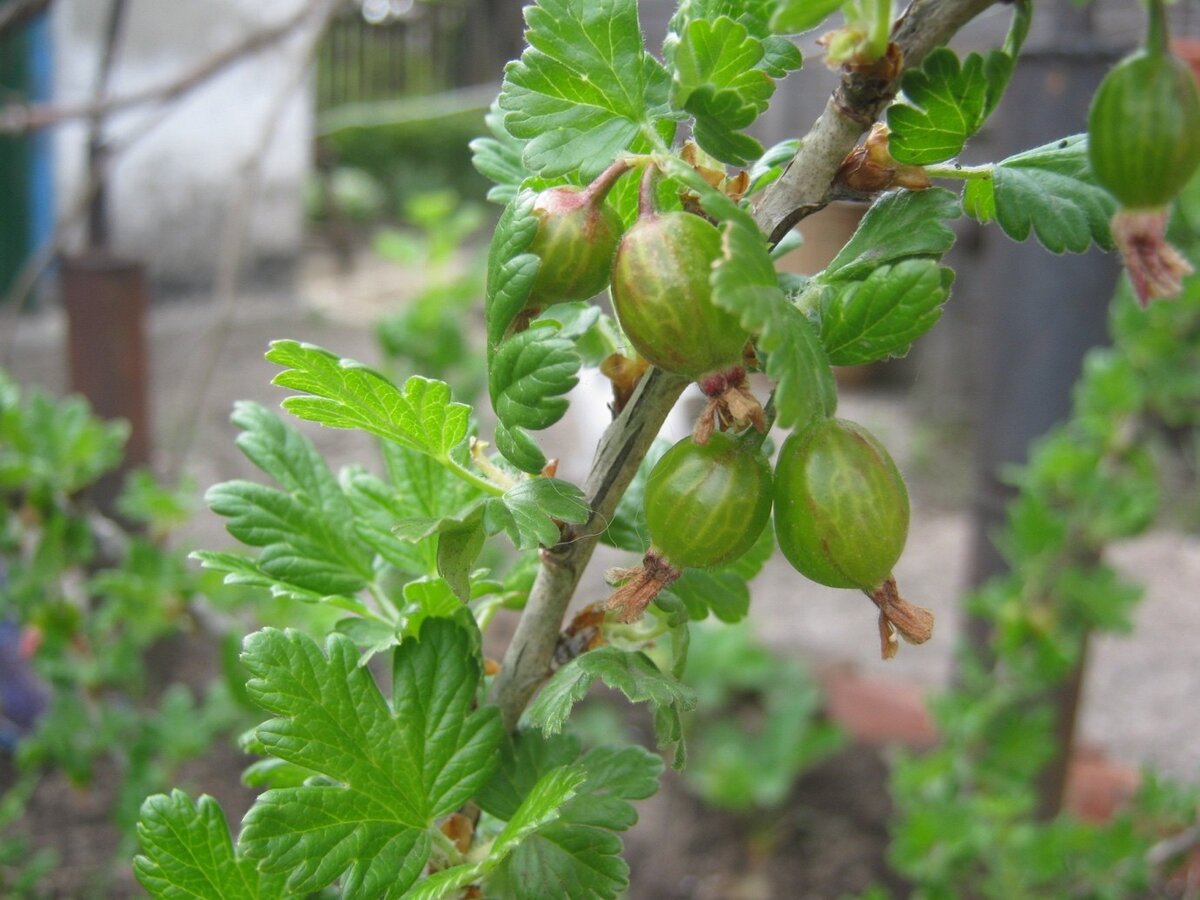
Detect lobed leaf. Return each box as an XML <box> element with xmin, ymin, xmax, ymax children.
<box><xmin>267</xmin><ymin>340</ymin><xmax>470</xmax><ymax>460</ymax></box>
<box><xmin>237</xmin><ymin>619</ymin><xmax>503</xmax><ymax>899</ymax></box>
<box><xmin>964</xmin><ymin>135</ymin><xmax>1116</xmax><ymax>253</ymax></box>
<box><xmin>706</xmin><ymin>193</ymin><xmax>837</xmax><ymax>430</ymax></box>
<box><xmin>478</xmin><ymin>732</ymin><xmax>662</xmax><ymax>899</ymax></box>
<box><xmin>669</xmin><ymin>16</ymin><xmax>773</xmax><ymax>165</ymax></box>
<box><xmin>818</xmin><ymin>259</ymin><xmax>954</xmax><ymax>365</ymax></box>
<box><xmin>469</xmin><ymin>105</ymin><xmax>531</xmax><ymax>205</ymax></box>
<box><xmin>663</xmin><ymin>568</ymin><xmax>750</xmax><ymax>623</ymax></box>
<box><xmin>486</xmin><ymin>191</ymin><xmax>540</xmax><ymax>349</ymax></box>
<box><xmin>134</xmin><ymin>791</ymin><xmax>285</xmax><ymax>900</ymax></box>
<box><xmin>887</xmin><ymin>49</ymin><xmax>991</xmax><ymax>165</ymax></box>
<box><xmin>499</xmin><ymin>0</ymin><xmax>672</xmax><ymax>179</ymax></box>
<box><xmin>770</xmin><ymin>0</ymin><xmax>842</xmax><ymax>34</ymax></box>
<box><xmin>823</xmin><ymin>188</ymin><xmax>961</xmax><ymax>280</ymax></box>
<box><xmin>489</xmin><ymin>477</ymin><xmax>591</xmax><ymax>550</ymax></box>
<box><xmin>204</xmin><ymin>477</ymin><xmax>373</xmax><ymax>599</ymax></box>
<box><xmin>526</xmin><ymin>646</ymin><xmax>696</xmax><ymax>765</ymax></box>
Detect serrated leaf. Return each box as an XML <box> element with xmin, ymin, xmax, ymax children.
<box><xmin>669</xmin><ymin>17</ymin><xmax>772</xmax><ymax>166</ymax></box>
<box><xmin>201</xmin><ymin>404</ymin><xmax>376</xmax><ymax>602</ymax></box>
<box><xmin>491</xmin><ymin>764</ymin><xmax>586</xmax><ymax>861</ymax></box>
<box><xmin>499</xmin><ymin>0</ymin><xmax>671</xmax><ymax>179</ymax></box>
<box><xmin>823</xmin><ymin>188</ymin><xmax>960</xmax><ymax>280</ymax></box>
<box><xmin>770</xmin><ymin>0</ymin><xmax>842</xmax><ymax>33</ymax></box>
<box><xmin>335</xmin><ymin>616</ymin><xmax>402</xmax><ymax>660</ymax></box>
<box><xmin>664</xmin><ymin>568</ymin><xmax>750</xmax><ymax>623</ymax></box>
<box><xmin>705</xmin><ymin>193</ymin><xmax>837</xmax><ymax>430</ymax></box>
<box><xmin>267</xmin><ymin>341</ymin><xmax>470</xmax><ymax>460</ymax></box>
<box><xmin>486</xmin><ymin>191</ymin><xmax>540</xmax><ymax>348</ymax></box>
<box><xmin>490</xmin><ymin>477</ymin><xmax>590</xmax><ymax>550</ymax></box>
<box><xmin>478</xmin><ymin>732</ymin><xmax>662</xmax><ymax>900</ymax></box>
<box><xmin>494</xmin><ymin>421</ymin><xmax>548</xmax><ymax>475</ymax></box>
<box><xmin>205</xmin><ymin>479</ymin><xmax>373</xmax><ymax>599</ymax></box>
<box><xmin>483</xmin><ymin>193</ymin><xmax>581</xmax><ymax>473</ymax></box>
<box><xmin>818</xmin><ymin>260</ymin><xmax>953</xmax><ymax>365</ymax></box>
<box><xmin>888</xmin><ymin>49</ymin><xmax>990</xmax><ymax>165</ymax></box>
<box><xmin>237</xmin><ymin>620</ymin><xmax>503</xmax><ymax>899</ymax></box>
<box><xmin>489</xmin><ymin>326</ymin><xmax>581</xmax><ymax>432</ymax></box>
<box><xmin>470</xmin><ymin>105</ymin><xmax>530</xmax><ymax>205</ymax></box>
<box><xmin>436</xmin><ymin>514</ymin><xmax>487</xmax><ymax>601</ymax></box>
<box><xmin>971</xmin><ymin>135</ymin><xmax>1116</xmax><ymax>253</ymax></box>
<box><xmin>526</xmin><ymin>647</ymin><xmax>696</xmax><ymax>763</ymax></box>
<box><xmin>134</xmin><ymin>791</ymin><xmax>285</xmax><ymax>900</ymax></box>
<box><xmin>887</xmin><ymin>0</ymin><xmax>1034</xmax><ymax>169</ymax></box>
<box><xmin>343</xmin><ymin>469</ymin><xmax>433</xmax><ymax>576</ymax></box>
<box><xmin>487</xmin><ymin>328</ymin><xmax>580</xmax><ymax>475</ymax></box>
<box><xmin>398</xmin><ymin>578</ymin><xmax>469</xmax><ymax>643</ymax></box>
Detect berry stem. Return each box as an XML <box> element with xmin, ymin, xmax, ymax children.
<box><xmin>923</xmin><ymin>162</ymin><xmax>993</xmax><ymax>182</ymax></box>
<box><xmin>1145</xmin><ymin>0</ymin><xmax>1168</xmax><ymax>58</ymax></box>
<box><xmin>582</xmin><ymin>158</ymin><xmax>633</xmax><ymax>204</ymax></box>
<box><xmin>637</xmin><ymin>163</ymin><xmax>659</xmax><ymax>218</ymax></box>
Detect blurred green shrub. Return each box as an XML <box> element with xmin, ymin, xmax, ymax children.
<box><xmin>0</xmin><ymin>373</ymin><xmax>250</xmax><ymax>892</ymax></box>
<box><xmin>681</xmin><ymin>621</ymin><xmax>845</xmax><ymax>812</ymax></box>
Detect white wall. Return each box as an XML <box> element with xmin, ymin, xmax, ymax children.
<box><xmin>53</xmin><ymin>0</ymin><xmax>315</xmax><ymax>290</ymax></box>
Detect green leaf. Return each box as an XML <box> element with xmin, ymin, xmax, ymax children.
<box><xmin>490</xmin><ymin>477</ymin><xmax>591</xmax><ymax>550</ymax></box>
<box><xmin>478</xmin><ymin>732</ymin><xmax>662</xmax><ymax>900</ymax></box>
<box><xmin>204</xmin><ymin>475</ymin><xmax>373</xmax><ymax>599</ymax></box>
<box><xmin>499</xmin><ymin>0</ymin><xmax>671</xmax><ymax>179</ymax></box>
<box><xmin>966</xmin><ymin>135</ymin><xmax>1116</xmax><ymax>253</ymax></box>
<box><xmin>486</xmin><ymin>191</ymin><xmax>540</xmax><ymax>349</ymax></box>
<box><xmin>770</xmin><ymin>0</ymin><xmax>842</xmax><ymax>33</ymax></box>
<box><xmin>436</xmin><ymin>513</ymin><xmax>487</xmax><ymax>601</ymax></box>
<box><xmin>134</xmin><ymin>791</ymin><xmax>286</xmax><ymax>900</ymax></box>
<box><xmin>706</xmin><ymin>193</ymin><xmax>837</xmax><ymax>430</ymax></box>
<box><xmin>405</xmin><ymin>764</ymin><xmax>587</xmax><ymax>899</ymax></box>
<box><xmin>488</xmin><ymin>325</ymin><xmax>581</xmax><ymax>472</ymax></box>
<box><xmin>823</xmin><ymin>188</ymin><xmax>961</xmax><ymax>280</ymax></box>
<box><xmin>526</xmin><ymin>647</ymin><xmax>696</xmax><ymax>764</ymax></box>
<box><xmin>818</xmin><ymin>260</ymin><xmax>954</xmax><ymax>365</ymax></box>
<box><xmin>663</xmin><ymin>568</ymin><xmax>750</xmax><ymax>623</ymax></box>
<box><xmin>483</xmin><ymin>192</ymin><xmax>580</xmax><ymax>474</ymax></box>
<box><xmin>391</xmin><ymin>475</ymin><xmax>588</xmax><ymax>553</ymax></box>
<box><xmin>343</xmin><ymin>469</ymin><xmax>433</xmax><ymax>576</ymax></box>
<box><xmin>887</xmin><ymin>49</ymin><xmax>991</xmax><ymax>165</ymax></box>
<box><xmin>267</xmin><ymin>340</ymin><xmax>470</xmax><ymax>460</ymax></box>
<box><xmin>398</xmin><ymin>578</ymin><xmax>469</xmax><ymax>642</ymax></box>
<box><xmin>886</xmin><ymin>0</ymin><xmax>1034</xmax><ymax>168</ymax></box>
<box><xmin>669</xmin><ymin>17</ymin><xmax>773</xmax><ymax>166</ymax></box>
<box><xmin>470</xmin><ymin>104</ymin><xmax>530</xmax><ymax>204</ymax></box>
<box><xmin>237</xmin><ymin>619</ymin><xmax>503</xmax><ymax>899</ymax></box>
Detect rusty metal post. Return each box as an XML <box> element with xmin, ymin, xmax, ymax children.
<box><xmin>62</xmin><ymin>254</ymin><xmax>151</xmax><ymax>514</ymax></box>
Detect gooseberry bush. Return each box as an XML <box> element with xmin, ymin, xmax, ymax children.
<box><xmin>134</xmin><ymin>0</ymin><xmax>1200</xmax><ymax>897</ymax></box>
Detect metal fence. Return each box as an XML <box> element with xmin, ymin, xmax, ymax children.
<box><xmin>315</xmin><ymin>0</ymin><xmax>522</xmax><ymax>113</ymax></box>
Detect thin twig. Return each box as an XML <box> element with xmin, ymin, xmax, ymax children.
<box><xmin>85</xmin><ymin>0</ymin><xmax>130</xmax><ymax>251</ymax></box>
<box><xmin>493</xmin><ymin>368</ymin><xmax>688</xmax><ymax>731</ymax></box>
<box><xmin>0</xmin><ymin>0</ymin><xmax>330</xmax><ymax>134</ymax></box>
<box><xmin>753</xmin><ymin>0</ymin><xmax>1000</xmax><ymax>244</ymax></box>
<box><xmin>162</xmin><ymin>0</ymin><xmax>342</xmax><ymax>483</ymax></box>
